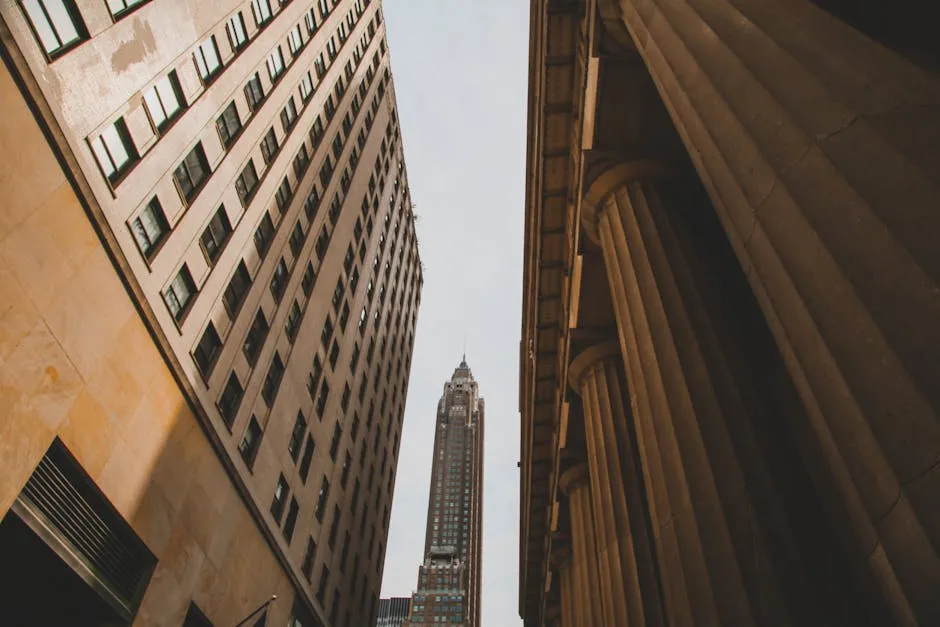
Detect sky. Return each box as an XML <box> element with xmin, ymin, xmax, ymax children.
<box><xmin>378</xmin><ymin>2</ymin><xmax>529</xmax><ymax>626</ymax></box>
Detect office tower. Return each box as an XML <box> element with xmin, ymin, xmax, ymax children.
<box><xmin>375</xmin><ymin>597</ymin><xmax>411</xmax><ymax>626</ymax></box>
<box><xmin>0</xmin><ymin>0</ymin><xmax>421</xmax><ymax>625</ymax></box>
<box><xmin>402</xmin><ymin>358</ymin><xmax>483</xmax><ymax>627</ymax></box>
<box><xmin>519</xmin><ymin>1</ymin><xmax>940</xmax><ymax>626</ymax></box>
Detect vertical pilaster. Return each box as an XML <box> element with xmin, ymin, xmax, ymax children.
<box><xmin>551</xmin><ymin>544</ymin><xmax>576</xmax><ymax>627</ymax></box>
<box><xmin>558</xmin><ymin>464</ymin><xmax>604</xmax><ymax>627</ymax></box>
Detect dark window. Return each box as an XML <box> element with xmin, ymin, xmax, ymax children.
<box><xmin>315</xmin><ymin>226</ymin><xmax>329</xmax><ymax>261</ymax></box>
<box><xmin>302</xmin><ymin>538</ymin><xmax>316</xmax><ymax>581</ymax></box>
<box><xmin>91</xmin><ymin>118</ymin><xmax>137</xmax><ymax>184</ymax></box>
<box><xmin>293</xmin><ymin>145</ymin><xmax>310</xmax><ymax>178</ymax></box>
<box><xmin>218</xmin><ymin>372</ymin><xmax>244</xmax><ymax>428</ymax></box>
<box><xmin>304</xmin><ymin>187</ymin><xmax>321</xmax><ymax>220</ymax></box>
<box><xmin>313</xmin><ymin>53</ymin><xmax>326</xmax><ymax>79</ymax></box>
<box><xmin>164</xmin><ymin>265</ymin><xmax>196</xmax><ymax>322</ymax></box>
<box><xmin>280</xmin><ymin>96</ymin><xmax>298</xmax><ymax>132</ymax></box>
<box><xmin>283</xmin><ymin>497</ymin><xmax>299</xmax><ymax>542</ymax></box>
<box><xmin>261</xmin><ymin>352</ymin><xmax>285</xmax><ymax>406</ymax></box>
<box><xmin>328</xmin><ymin>505</ymin><xmax>340</xmax><ymax>548</ymax></box>
<box><xmin>216</xmin><ymin>101</ymin><xmax>242</xmax><ymax>148</ymax></box>
<box><xmin>309</xmin><ymin>355</ymin><xmax>323</xmax><ymax>394</ymax></box>
<box><xmin>194</xmin><ymin>35</ymin><xmax>221</xmax><ymax>82</ymax></box>
<box><xmin>236</xmin><ymin>159</ymin><xmax>259</xmax><ymax>206</ymax></box>
<box><xmin>302</xmin><ymin>262</ymin><xmax>316</xmax><ymax>296</ymax></box>
<box><xmin>285</xmin><ymin>300</ymin><xmax>302</xmax><ymax>343</ymax></box>
<box><xmin>288</xmin><ymin>410</ymin><xmax>307</xmax><ymax>462</ymax></box>
<box><xmin>260</xmin><ymin>127</ymin><xmax>279</xmax><ymax>165</ymax></box>
<box><xmin>193</xmin><ymin>322</ymin><xmax>222</xmax><ymax>377</ymax></box>
<box><xmin>341</xmin><ymin>452</ymin><xmax>351</xmax><ymax>487</ymax></box>
<box><xmin>328</xmin><ymin>339</ymin><xmax>339</xmax><ymax>369</ymax></box>
<box><xmin>310</xmin><ymin>115</ymin><xmax>324</xmax><ymax>146</ymax></box>
<box><xmin>275</xmin><ymin>177</ymin><xmax>292</xmax><ymax>212</ymax></box>
<box><xmin>315</xmin><ymin>477</ymin><xmax>330</xmax><ymax>522</ymax></box>
<box><xmin>130</xmin><ymin>197</ymin><xmax>168</xmax><ymax>259</ymax></box>
<box><xmin>238</xmin><ymin>415</ymin><xmax>263</xmax><ymax>468</ymax></box>
<box><xmin>316</xmin><ymin>565</ymin><xmax>329</xmax><ymax>603</ymax></box>
<box><xmin>182</xmin><ymin>603</ymin><xmax>213</xmax><ymax>627</ymax></box>
<box><xmin>173</xmin><ymin>143</ymin><xmax>209</xmax><ymax>204</ymax></box>
<box><xmin>350</xmin><ymin>342</ymin><xmax>360</xmax><ymax>372</ymax></box>
<box><xmin>299</xmin><ymin>436</ymin><xmax>314</xmax><ymax>482</ymax></box>
<box><xmin>339</xmin><ymin>301</ymin><xmax>350</xmax><ymax>332</ymax></box>
<box><xmin>315</xmin><ymin>380</ymin><xmax>329</xmax><ymax>418</ymax></box>
<box><xmin>340</xmin><ymin>384</ymin><xmax>350</xmax><ymax>412</ymax></box>
<box><xmin>329</xmin><ymin>422</ymin><xmax>342</xmax><ymax>461</ymax></box>
<box><xmin>289</xmin><ymin>221</ymin><xmax>304</xmax><ymax>257</ymax></box>
<box><xmin>223</xmin><ymin>261</ymin><xmax>251</xmax><ymax>317</ymax></box>
<box><xmin>244</xmin><ymin>73</ymin><xmax>265</xmax><ymax>112</ymax></box>
<box><xmin>299</xmin><ymin>71</ymin><xmax>314</xmax><ymax>103</ymax></box>
<box><xmin>200</xmin><ymin>206</ymin><xmax>232</xmax><ymax>264</ymax></box>
<box><xmin>321</xmin><ymin>316</ymin><xmax>334</xmax><ymax>348</ymax></box>
<box><xmin>243</xmin><ymin>308</ymin><xmax>269</xmax><ymax>366</ymax></box>
<box><xmin>270</xmin><ymin>258</ymin><xmax>289</xmax><ymax>302</ymax></box>
<box><xmin>270</xmin><ymin>474</ymin><xmax>289</xmax><ymax>522</ymax></box>
<box><xmin>253</xmin><ymin>212</ymin><xmax>275</xmax><ymax>257</ymax></box>
<box><xmin>23</xmin><ymin>0</ymin><xmax>87</xmax><ymax>58</ymax></box>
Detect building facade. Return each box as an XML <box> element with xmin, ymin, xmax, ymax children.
<box><xmin>375</xmin><ymin>597</ymin><xmax>411</xmax><ymax>626</ymax></box>
<box><xmin>402</xmin><ymin>358</ymin><xmax>484</xmax><ymax>627</ymax></box>
<box><xmin>0</xmin><ymin>0</ymin><xmax>421</xmax><ymax>625</ymax></box>
<box><xmin>520</xmin><ymin>1</ymin><xmax>940</xmax><ymax>626</ymax></box>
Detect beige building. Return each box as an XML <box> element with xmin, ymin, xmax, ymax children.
<box><xmin>520</xmin><ymin>0</ymin><xmax>940</xmax><ymax>626</ymax></box>
<box><xmin>0</xmin><ymin>0</ymin><xmax>421</xmax><ymax>625</ymax></box>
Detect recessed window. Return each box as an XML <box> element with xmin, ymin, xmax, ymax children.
<box><xmin>329</xmin><ymin>422</ymin><xmax>342</xmax><ymax>461</ymax></box>
<box><xmin>238</xmin><ymin>415</ymin><xmax>263</xmax><ymax>468</ymax></box>
<box><xmin>293</xmin><ymin>145</ymin><xmax>310</xmax><ymax>178</ymax></box>
<box><xmin>251</xmin><ymin>0</ymin><xmax>272</xmax><ymax>27</ymax></box>
<box><xmin>218</xmin><ymin>372</ymin><xmax>244</xmax><ymax>428</ymax></box>
<box><xmin>326</xmin><ymin>37</ymin><xmax>337</xmax><ymax>61</ymax></box>
<box><xmin>313</xmin><ymin>53</ymin><xmax>326</xmax><ymax>79</ymax></box>
<box><xmin>270</xmin><ymin>474</ymin><xmax>289</xmax><ymax>522</ymax></box>
<box><xmin>243</xmin><ymin>308</ymin><xmax>269</xmax><ymax>366</ymax></box>
<box><xmin>315</xmin><ymin>380</ymin><xmax>329</xmax><ymax>418</ymax></box>
<box><xmin>299</xmin><ymin>436</ymin><xmax>315</xmax><ymax>483</ymax></box>
<box><xmin>285</xmin><ymin>300</ymin><xmax>302</xmax><ymax>343</ymax></box>
<box><xmin>315</xmin><ymin>477</ymin><xmax>330</xmax><ymax>522</ymax></box>
<box><xmin>280</xmin><ymin>96</ymin><xmax>298</xmax><ymax>132</ymax></box>
<box><xmin>304</xmin><ymin>187</ymin><xmax>320</xmax><ymax>220</ymax></box>
<box><xmin>200</xmin><ymin>205</ymin><xmax>232</xmax><ymax>265</ymax></box>
<box><xmin>310</xmin><ymin>114</ymin><xmax>324</xmax><ymax>146</ymax></box>
<box><xmin>288</xmin><ymin>24</ymin><xmax>303</xmax><ymax>57</ymax></box>
<box><xmin>283</xmin><ymin>497</ymin><xmax>299</xmax><ymax>543</ymax></box>
<box><xmin>236</xmin><ymin>159</ymin><xmax>259</xmax><ymax>206</ymax></box>
<box><xmin>144</xmin><ymin>71</ymin><xmax>183</xmax><ymax>132</ymax></box>
<box><xmin>254</xmin><ymin>212</ymin><xmax>275</xmax><ymax>257</ymax></box>
<box><xmin>262</xmin><ymin>351</ymin><xmax>285</xmax><ymax>407</ymax></box>
<box><xmin>289</xmin><ymin>221</ymin><xmax>304</xmax><ymax>257</ymax></box>
<box><xmin>317</xmin><ymin>0</ymin><xmax>329</xmax><ymax>19</ymax></box>
<box><xmin>275</xmin><ymin>177</ymin><xmax>292</xmax><ymax>213</ymax></box>
<box><xmin>288</xmin><ymin>410</ymin><xmax>307</xmax><ymax>462</ymax></box>
<box><xmin>266</xmin><ymin>47</ymin><xmax>285</xmax><ymax>83</ymax></box>
<box><xmin>193</xmin><ymin>322</ymin><xmax>222</xmax><ymax>377</ymax></box>
<box><xmin>260</xmin><ymin>127</ymin><xmax>279</xmax><ymax>165</ymax></box>
<box><xmin>106</xmin><ymin>0</ymin><xmax>149</xmax><ymax>18</ymax></box>
<box><xmin>130</xmin><ymin>197</ymin><xmax>168</xmax><ymax>259</ymax></box>
<box><xmin>244</xmin><ymin>73</ymin><xmax>265</xmax><ymax>112</ymax></box>
<box><xmin>223</xmin><ymin>261</ymin><xmax>252</xmax><ymax>317</ymax></box>
<box><xmin>22</xmin><ymin>0</ymin><xmax>87</xmax><ymax>58</ymax></box>
<box><xmin>90</xmin><ymin>118</ymin><xmax>137</xmax><ymax>184</ymax></box>
<box><xmin>216</xmin><ymin>101</ymin><xmax>242</xmax><ymax>148</ymax></box>
<box><xmin>227</xmin><ymin>11</ymin><xmax>248</xmax><ymax>52</ymax></box>
<box><xmin>270</xmin><ymin>258</ymin><xmax>289</xmax><ymax>302</ymax></box>
<box><xmin>164</xmin><ymin>265</ymin><xmax>196</xmax><ymax>322</ymax></box>
<box><xmin>194</xmin><ymin>35</ymin><xmax>222</xmax><ymax>83</ymax></box>
<box><xmin>302</xmin><ymin>262</ymin><xmax>316</xmax><ymax>296</ymax></box>
<box><xmin>302</xmin><ymin>538</ymin><xmax>317</xmax><ymax>581</ymax></box>
<box><xmin>173</xmin><ymin>144</ymin><xmax>209</xmax><ymax>206</ymax></box>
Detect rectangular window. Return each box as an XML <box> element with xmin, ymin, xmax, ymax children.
<box><xmin>289</xmin><ymin>221</ymin><xmax>304</xmax><ymax>257</ymax></box>
<box><xmin>218</xmin><ymin>372</ymin><xmax>244</xmax><ymax>428</ymax></box>
<box><xmin>283</xmin><ymin>498</ymin><xmax>299</xmax><ymax>542</ymax></box>
<box><xmin>299</xmin><ymin>436</ymin><xmax>314</xmax><ymax>482</ymax></box>
<box><xmin>251</xmin><ymin>0</ymin><xmax>272</xmax><ymax>27</ymax></box>
<box><xmin>260</xmin><ymin>127</ymin><xmax>279</xmax><ymax>165</ymax></box>
<box><xmin>310</xmin><ymin>115</ymin><xmax>324</xmax><ymax>146</ymax></box>
<box><xmin>328</xmin><ymin>506</ymin><xmax>340</xmax><ymax>548</ymax></box>
<box><xmin>288</xmin><ymin>25</ymin><xmax>303</xmax><ymax>57</ymax></box>
<box><xmin>315</xmin><ymin>380</ymin><xmax>329</xmax><ymax>418</ymax></box>
<box><xmin>317</xmin><ymin>0</ymin><xmax>329</xmax><ymax>19</ymax></box>
<box><xmin>223</xmin><ymin>261</ymin><xmax>251</xmax><ymax>317</ymax></box>
<box><xmin>261</xmin><ymin>352</ymin><xmax>285</xmax><ymax>407</ymax></box>
<box><xmin>313</xmin><ymin>53</ymin><xmax>326</xmax><ymax>79</ymax></box>
<box><xmin>270</xmin><ymin>474</ymin><xmax>289</xmax><ymax>522</ymax></box>
<box><xmin>130</xmin><ymin>197</ymin><xmax>168</xmax><ymax>259</ymax></box>
<box><xmin>236</xmin><ymin>159</ymin><xmax>259</xmax><ymax>206</ymax></box>
<box><xmin>22</xmin><ymin>0</ymin><xmax>87</xmax><ymax>58</ymax></box>
<box><xmin>91</xmin><ymin>118</ymin><xmax>136</xmax><ymax>184</ymax></box>
<box><xmin>243</xmin><ymin>308</ymin><xmax>269</xmax><ymax>366</ymax></box>
<box><xmin>288</xmin><ymin>410</ymin><xmax>306</xmax><ymax>462</ymax></box>
<box><xmin>244</xmin><ymin>73</ymin><xmax>265</xmax><ymax>112</ymax></box>
<box><xmin>315</xmin><ymin>477</ymin><xmax>330</xmax><ymax>522</ymax></box>
<box><xmin>326</xmin><ymin>36</ymin><xmax>337</xmax><ymax>61</ymax></box>
<box><xmin>254</xmin><ymin>211</ymin><xmax>275</xmax><ymax>257</ymax></box>
<box><xmin>293</xmin><ymin>145</ymin><xmax>310</xmax><ymax>178</ymax></box>
<box><xmin>144</xmin><ymin>71</ymin><xmax>183</xmax><ymax>132</ymax></box>
<box><xmin>216</xmin><ymin>101</ymin><xmax>242</xmax><ymax>148</ymax></box>
<box><xmin>280</xmin><ymin>96</ymin><xmax>298</xmax><ymax>132</ymax></box>
<box><xmin>270</xmin><ymin>258</ymin><xmax>289</xmax><ymax>302</ymax></box>
<box><xmin>193</xmin><ymin>322</ymin><xmax>222</xmax><ymax>377</ymax></box>
<box><xmin>302</xmin><ymin>538</ymin><xmax>316</xmax><ymax>581</ymax></box>
<box><xmin>173</xmin><ymin>143</ymin><xmax>209</xmax><ymax>204</ymax></box>
<box><xmin>164</xmin><ymin>265</ymin><xmax>196</xmax><ymax>322</ymax></box>
<box><xmin>302</xmin><ymin>262</ymin><xmax>316</xmax><ymax>296</ymax></box>
<box><xmin>238</xmin><ymin>415</ymin><xmax>263</xmax><ymax>468</ymax></box>
<box><xmin>304</xmin><ymin>187</ymin><xmax>320</xmax><ymax>220</ymax></box>
<box><xmin>324</xmin><ymin>93</ymin><xmax>336</xmax><ymax>120</ymax></box>
<box><xmin>227</xmin><ymin>11</ymin><xmax>248</xmax><ymax>52</ymax></box>
<box><xmin>266</xmin><ymin>47</ymin><xmax>285</xmax><ymax>82</ymax></box>
<box><xmin>329</xmin><ymin>422</ymin><xmax>342</xmax><ymax>461</ymax></box>
<box><xmin>275</xmin><ymin>177</ymin><xmax>292</xmax><ymax>212</ymax></box>
<box><xmin>200</xmin><ymin>205</ymin><xmax>232</xmax><ymax>264</ymax></box>
<box><xmin>285</xmin><ymin>299</ymin><xmax>302</xmax><ymax>343</ymax></box>
<box><xmin>194</xmin><ymin>36</ymin><xmax>221</xmax><ymax>82</ymax></box>
<box><xmin>299</xmin><ymin>72</ymin><xmax>314</xmax><ymax>103</ymax></box>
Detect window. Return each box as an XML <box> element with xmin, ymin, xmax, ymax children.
<box><xmin>302</xmin><ymin>262</ymin><xmax>316</xmax><ymax>296</ymax></box>
<box><xmin>281</xmin><ymin>96</ymin><xmax>298</xmax><ymax>132</ymax></box>
<box><xmin>194</xmin><ymin>36</ymin><xmax>221</xmax><ymax>82</ymax></box>
<box><xmin>271</xmin><ymin>474</ymin><xmax>289</xmax><ymax>522</ymax></box>
<box><xmin>285</xmin><ymin>300</ymin><xmax>302</xmax><ymax>342</ymax></box>
<box><xmin>227</xmin><ymin>11</ymin><xmax>248</xmax><ymax>52</ymax></box>
<box><xmin>317</xmin><ymin>0</ymin><xmax>329</xmax><ymax>19</ymax></box>
<box><xmin>315</xmin><ymin>380</ymin><xmax>329</xmax><ymax>418</ymax></box>
<box><xmin>244</xmin><ymin>73</ymin><xmax>265</xmax><ymax>112</ymax></box>
<box><xmin>22</xmin><ymin>0</ymin><xmax>87</xmax><ymax>58</ymax></box>
<box><xmin>91</xmin><ymin>118</ymin><xmax>136</xmax><ymax>184</ymax></box>
<box><xmin>238</xmin><ymin>415</ymin><xmax>263</xmax><ymax>468</ymax></box>
<box><xmin>182</xmin><ymin>603</ymin><xmax>213</xmax><ymax>627</ymax></box>
<box><xmin>326</xmin><ymin>36</ymin><xmax>337</xmax><ymax>61</ymax></box>
<box><xmin>299</xmin><ymin>436</ymin><xmax>314</xmax><ymax>482</ymax></box>
<box><xmin>130</xmin><ymin>197</ymin><xmax>168</xmax><ymax>259</ymax></box>
<box><xmin>200</xmin><ymin>206</ymin><xmax>232</xmax><ymax>264</ymax></box>
<box><xmin>216</xmin><ymin>101</ymin><xmax>242</xmax><ymax>148</ymax></box>
<box><xmin>262</xmin><ymin>352</ymin><xmax>285</xmax><ymax>406</ymax></box>
<box><xmin>218</xmin><ymin>372</ymin><xmax>244</xmax><ymax>427</ymax></box>
<box><xmin>223</xmin><ymin>261</ymin><xmax>252</xmax><ymax>318</ymax></box>
<box><xmin>283</xmin><ymin>498</ymin><xmax>299</xmax><ymax>542</ymax></box>
<box><xmin>329</xmin><ymin>422</ymin><xmax>342</xmax><ymax>461</ymax></box>
<box><xmin>270</xmin><ymin>258</ymin><xmax>289</xmax><ymax>302</ymax></box>
<box><xmin>302</xmin><ymin>538</ymin><xmax>316</xmax><ymax>581</ymax></box>
<box><xmin>275</xmin><ymin>177</ymin><xmax>292</xmax><ymax>212</ymax></box>
<box><xmin>144</xmin><ymin>71</ymin><xmax>183</xmax><ymax>132</ymax></box>
<box><xmin>260</xmin><ymin>127</ymin><xmax>279</xmax><ymax>165</ymax></box>
<box><xmin>289</xmin><ymin>221</ymin><xmax>304</xmax><ymax>257</ymax></box>
<box><xmin>173</xmin><ymin>143</ymin><xmax>210</xmax><ymax>204</ymax></box>
<box><xmin>310</xmin><ymin>115</ymin><xmax>324</xmax><ymax>146</ymax></box>
<box><xmin>328</xmin><ymin>506</ymin><xmax>340</xmax><ymax>548</ymax></box>
<box><xmin>299</xmin><ymin>72</ymin><xmax>314</xmax><ymax>103</ymax></box>
<box><xmin>293</xmin><ymin>146</ymin><xmax>310</xmax><ymax>178</ymax></box>
<box><xmin>236</xmin><ymin>159</ymin><xmax>259</xmax><ymax>205</ymax></box>
<box><xmin>164</xmin><ymin>265</ymin><xmax>196</xmax><ymax>322</ymax></box>
<box><xmin>313</xmin><ymin>53</ymin><xmax>326</xmax><ymax>79</ymax></box>
<box><xmin>252</xmin><ymin>212</ymin><xmax>275</xmax><ymax>258</ymax></box>
<box><xmin>193</xmin><ymin>322</ymin><xmax>222</xmax><ymax>377</ymax></box>
<box><xmin>288</xmin><ymin>25</ymin><xmax>303</xmax><ymax>56</ymax></box>
<box><xmin>251</xmin><ymin>0</ymin><xmax>272</xmax><ymax>27</ymax></box>
<box><xmin>315</xmin><ymin>477</ymin><xmax>330</xmax><ymax>522</ymax></box>
<box><xmin>243</xmin><ymin>308</ymin><xmax>269</xmax><ymax>366</ymax></box>
<box><xmin>324</xmin><ymin>93</ymin><xmax>336</xmax><ymax>120</ymax></box>
<box><xmin>304</xmin><ymin>187</ymin><xmax>320</xmax><ymax>220</ymax></box>
<box><xmin>267</xmin><ymin>47</ymin><xmax>285</xmax><ymax>82</ymax></box>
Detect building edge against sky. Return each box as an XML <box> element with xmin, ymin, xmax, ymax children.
<box><xmin>0</xmin><ymin>0</ymin><xmax>422</xmax><ymax>625</ymax></box>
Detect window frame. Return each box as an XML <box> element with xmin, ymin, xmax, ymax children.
<box><xmin>199</xmin><ymin>205</ymin><xmax>233</xmax><ymax>265</ymax></box>
<box><xmin>172</xmin><ymin>143</ymin><xmax>210</xmax><ymax>205</ymax></box>
<box><xmin>226</xmin><ymin>11</ymin><xmax>249</xmax><ymax>53</ymax></box>
<box><xmin>193</xmin><ymin>35</ymin><xmax>222</xmax><ymax>84</ymax></box>
<box><xmin>20</xmin><ymin>0</ymin><xmax>88</xmax><ymax>60</ymax></box>
<box><xmin>129</xmin><ymin>197</ymin><xmax>169</xmax><ymax>261</ymax></box>
<box><xmin>90</xmin><ymin>117</ymin><xmax>138</xmax><ymax>186</ymax></box>
<box><xmin>163</xmin><ymin>264</ymin><xmax>197</xmax><ymax>323</ymax></box>
<box><xmin>215</xmin><ymin>100</ymin><xmax>243</xmax><ymax>149</ymax></box>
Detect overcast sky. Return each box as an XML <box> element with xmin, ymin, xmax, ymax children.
<box><xmin>378</xmin><ymin>2</ymin><xmax>528</xmax><ymax>626</ymax></box>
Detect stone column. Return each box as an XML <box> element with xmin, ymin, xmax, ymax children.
<box><xmin>558</xmin><ymin>464</ymin><xmax>604</xmax><ymax>627</ymax></box>
<box><xmin>551</xmin><ymin>543</ymin><xmax>576</xmax><ymax>627</ymax></box>
<box><xmin>601</xmin><ymin>0</ymin><xmax>940</xmax><ymax>623</ymax></box>
<box><xmin>568</xmin><ymin>342</ymin><xmax>663</xmax><ymax>627</ymax></box>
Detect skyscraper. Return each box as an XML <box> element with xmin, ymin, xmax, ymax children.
<box><xmin>375</xmin><ymin>597</ymin><xmax>411</xmax><ymax>626</ymax></box>
<box><xmin>402</xmin><ymin>358</ymin><xmax>484</xmax><ymax>627</ymax></box>
<box><xmin>0</xmin><ymin>0</ymin><xmax>420</xmax><ymax>625</ymax></box>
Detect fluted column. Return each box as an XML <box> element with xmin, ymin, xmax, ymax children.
<box><xmin>600</xmin><ymin>0</ymin><xmax>940</xmax><ymax>623</ymax></box>
<box><xmin>558</xmin><ymin>465</ymin><xmax>604</xmax><ymax>627</ymax></box>
<box><xmin>568</xmin><ymin>342</ymin><xmax>663</xmax><ymax>627</ymax></box>
<box><xmin>551</xmin><ymin>543</ymin><xmax>576</xmax><ymax>627</ymax></box>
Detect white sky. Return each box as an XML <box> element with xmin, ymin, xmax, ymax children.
<box><xmin>378</xmin><ymin>2</ymin><xmax>529</xmax><ymax>626</ymax></box>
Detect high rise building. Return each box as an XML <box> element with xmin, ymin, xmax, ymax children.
<box><xmin>402</xmin><ymin>358</ymin><xmax>484</xmax><ymax>627</ymax></box>
<box><xmin>520</xmin><ymin>1</ymin><xmax>940</xmax><ymax>626</ymax></box>
<box><xmin>375</xmin><ymin>597</ymin><xmax>411</xmax><ymax>626</ymax></box>
<box><xmin>0</xmin><ymin>0</ymin><xmax>421</xmax><ymax>625</ymax></box>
